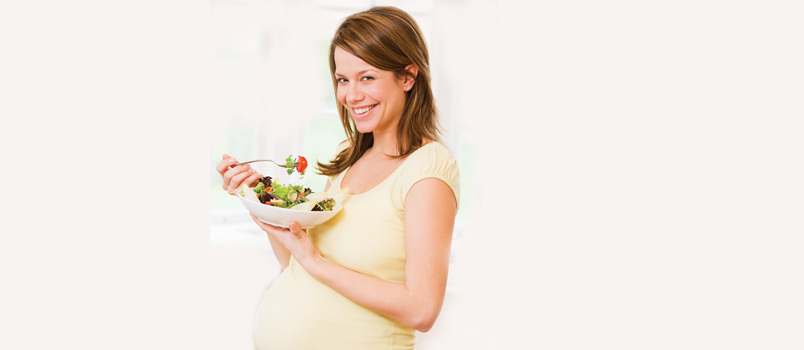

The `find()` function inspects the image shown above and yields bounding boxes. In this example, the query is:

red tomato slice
[296,156,308,173]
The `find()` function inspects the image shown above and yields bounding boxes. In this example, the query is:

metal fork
[231,159,291,168]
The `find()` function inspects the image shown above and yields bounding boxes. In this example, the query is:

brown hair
[316,6,441,176]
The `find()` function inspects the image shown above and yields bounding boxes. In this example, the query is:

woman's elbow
[414,320,435,333]
[410,310,440,333]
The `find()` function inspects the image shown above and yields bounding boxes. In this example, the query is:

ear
[403,64,418,91]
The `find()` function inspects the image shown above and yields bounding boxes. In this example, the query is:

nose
[345,83,364,105]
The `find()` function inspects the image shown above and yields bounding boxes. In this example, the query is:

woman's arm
[217,154,292,269]
[263,226,292,270]
[257,178,457,332]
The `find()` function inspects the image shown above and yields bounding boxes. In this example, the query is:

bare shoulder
[405,177,458,212]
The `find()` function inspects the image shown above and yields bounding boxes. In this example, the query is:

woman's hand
[250,215,322,267]
[216,154,263,195]
[218,154,292,269]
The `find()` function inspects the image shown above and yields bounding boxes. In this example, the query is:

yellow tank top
[253,142,460,350]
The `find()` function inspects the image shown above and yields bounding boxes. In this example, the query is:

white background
[2,0,802,349]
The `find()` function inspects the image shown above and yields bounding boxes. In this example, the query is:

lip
[351,104,377,119]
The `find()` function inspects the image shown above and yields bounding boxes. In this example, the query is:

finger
[228,170,263,194]
[244,171,264,188]
[226,168,256,194]
[250,214,271,231]
[250,214,288,235]
[216,156,239,175]
[250,214,268,229]
[221,165,250,191]
[250,215,278,237]
[288,221,304,238]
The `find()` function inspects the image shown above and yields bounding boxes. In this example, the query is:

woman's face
[334,47,410,135]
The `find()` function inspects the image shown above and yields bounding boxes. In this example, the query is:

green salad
[240,175,336,211]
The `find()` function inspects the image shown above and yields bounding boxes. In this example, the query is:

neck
[369,129,400,157]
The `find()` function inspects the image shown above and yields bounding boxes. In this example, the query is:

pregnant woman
[215,6,459,349]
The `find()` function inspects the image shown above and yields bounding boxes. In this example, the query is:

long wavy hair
[316,6,441,177]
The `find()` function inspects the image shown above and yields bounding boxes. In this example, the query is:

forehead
[334,47,378,75]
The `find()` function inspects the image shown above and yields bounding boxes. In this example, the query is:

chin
[353,121,377,134]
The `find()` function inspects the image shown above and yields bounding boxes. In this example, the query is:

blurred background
[209,0,498,348]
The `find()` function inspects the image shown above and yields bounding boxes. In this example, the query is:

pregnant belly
[253,262,414,350]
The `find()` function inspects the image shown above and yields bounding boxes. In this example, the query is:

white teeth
[354,105,375,114]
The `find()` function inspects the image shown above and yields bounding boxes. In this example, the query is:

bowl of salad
[237,175,348,229]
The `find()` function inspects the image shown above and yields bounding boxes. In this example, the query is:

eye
[361,76,375,81]
[336,78,347,84]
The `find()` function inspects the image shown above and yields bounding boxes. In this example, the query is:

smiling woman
[211,0,500,348]
[319,6,440,177]
[216,5,460,350]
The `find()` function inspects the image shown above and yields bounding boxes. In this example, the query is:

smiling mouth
[353,104,377,116]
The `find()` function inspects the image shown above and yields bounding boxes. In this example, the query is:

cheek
[386,90,405,108]
[336,88,346,103]
[363,85,387,103]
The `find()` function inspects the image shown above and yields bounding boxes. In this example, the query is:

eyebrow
[334,69,379,77]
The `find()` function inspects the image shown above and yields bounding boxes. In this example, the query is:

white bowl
[237,192,343,229]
